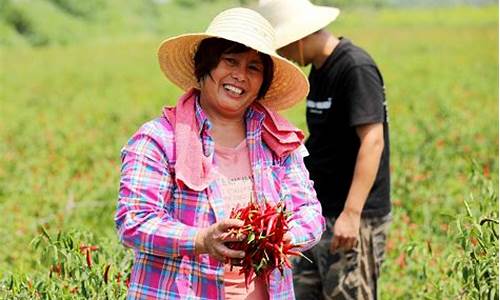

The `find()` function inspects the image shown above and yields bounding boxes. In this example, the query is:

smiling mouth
[223,84,244,96]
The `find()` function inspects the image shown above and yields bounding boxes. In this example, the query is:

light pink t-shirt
[215,140,268,300]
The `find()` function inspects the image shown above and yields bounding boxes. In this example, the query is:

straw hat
[255,0,340,49]
[157,7,309,111]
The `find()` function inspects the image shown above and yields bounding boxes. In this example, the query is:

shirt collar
[246,104,266,124]
[194,95,212,135]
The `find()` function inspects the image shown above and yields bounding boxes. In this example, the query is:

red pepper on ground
[85,249,92,269]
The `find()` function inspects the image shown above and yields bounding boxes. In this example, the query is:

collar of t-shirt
[214,140,254,217]
[314,37,351,74]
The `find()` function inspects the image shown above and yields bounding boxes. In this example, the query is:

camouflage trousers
[293,214,392,300]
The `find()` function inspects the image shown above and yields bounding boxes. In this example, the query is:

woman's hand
[195,219,246,262]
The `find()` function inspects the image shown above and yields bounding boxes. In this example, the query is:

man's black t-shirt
[304,38,391,218]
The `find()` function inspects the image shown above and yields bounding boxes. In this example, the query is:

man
[256,1,392,299]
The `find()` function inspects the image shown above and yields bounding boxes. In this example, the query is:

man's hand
[330,123,383,252]
[330,209,361,251]
[195,219,246,262]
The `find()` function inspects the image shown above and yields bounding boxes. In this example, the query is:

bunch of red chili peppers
[224,200,308,287]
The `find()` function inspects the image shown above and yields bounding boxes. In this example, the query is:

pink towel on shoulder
[253,102,305,158]
[162,88,304,191]
[162,89,217,191]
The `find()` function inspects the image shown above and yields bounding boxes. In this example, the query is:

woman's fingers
[210,243,244,262]
[228,257,244,266]
[218,244,245,259]
[217,218,244,231]
[203,219,248,261]
[218,219,246,241]
[221,234,246,242]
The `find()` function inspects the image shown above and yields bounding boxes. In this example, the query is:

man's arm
[331,123,384,251]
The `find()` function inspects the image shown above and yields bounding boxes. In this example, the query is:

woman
[115,8,325,300]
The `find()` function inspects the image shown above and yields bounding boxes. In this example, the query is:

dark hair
[194,37,274,100]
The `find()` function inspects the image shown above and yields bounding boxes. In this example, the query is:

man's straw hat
[157,7,309,111]
[256,0,340,49]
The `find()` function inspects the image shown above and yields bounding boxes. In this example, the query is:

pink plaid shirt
[116,97,325,299]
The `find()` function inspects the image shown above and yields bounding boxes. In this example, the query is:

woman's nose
[231,66,246,82]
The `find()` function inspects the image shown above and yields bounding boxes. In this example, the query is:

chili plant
[0,228,133,299]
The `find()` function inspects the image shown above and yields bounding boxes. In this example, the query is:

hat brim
[274,6,339,48]
[158,33,309,111]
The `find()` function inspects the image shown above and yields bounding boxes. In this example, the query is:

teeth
[224,84,243,95]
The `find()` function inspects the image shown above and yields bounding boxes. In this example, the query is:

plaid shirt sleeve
[115,122,199,257]
[282,148,326,251]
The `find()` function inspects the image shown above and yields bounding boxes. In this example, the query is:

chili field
[0,2,498,299]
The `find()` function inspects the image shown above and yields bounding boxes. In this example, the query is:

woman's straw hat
[157,7,309,111]
[255,0,340,49]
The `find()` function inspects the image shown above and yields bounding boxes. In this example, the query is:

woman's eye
[249,65,262,72]
[224,57,236,65]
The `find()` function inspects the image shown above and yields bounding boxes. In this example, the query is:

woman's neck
[198,94,248,148]
[210,118,246,148]
[202,108,246,148]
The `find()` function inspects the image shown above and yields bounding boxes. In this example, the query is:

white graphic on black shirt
[307,97,332,114]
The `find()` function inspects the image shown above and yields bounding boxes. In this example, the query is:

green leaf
[463,266,469,281]
[426,240,433,256]
[30,236,42,250]
[40,226,52,243]
[8,275,14,290]
[247,232,255,244]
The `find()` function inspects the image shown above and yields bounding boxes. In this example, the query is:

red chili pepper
[85,249,92,269]
[227,199,314,288]
[125,274,131,288]
[50,264,62,276]
[80,244,99,253]
[283,255,292,268]
[225,199,310,286]
[266,215,278,236]
[245,266,254,288]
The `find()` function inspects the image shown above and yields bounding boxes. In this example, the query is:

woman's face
[200,49,265,119]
